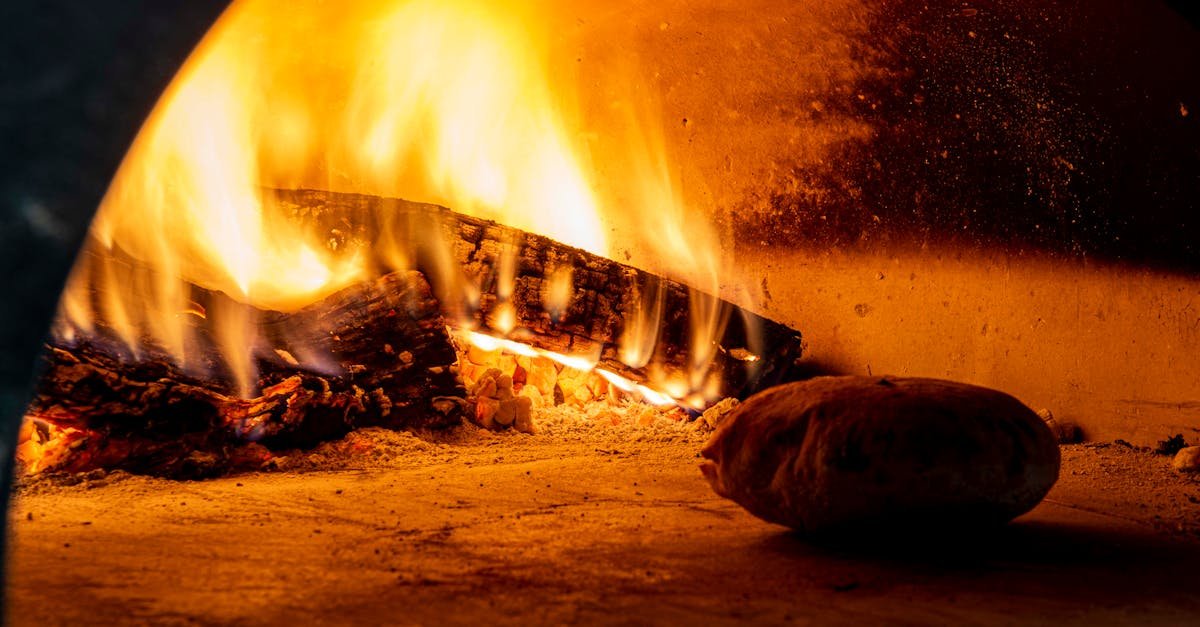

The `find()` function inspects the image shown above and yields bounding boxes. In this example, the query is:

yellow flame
[59,0,607,393]
[544,267,574,323]
[618,276,665,369]
[57,0,735,403]
[489,302,518,336]
[463,331,597,373]
[343,2,605,253]
[463,331,678,407]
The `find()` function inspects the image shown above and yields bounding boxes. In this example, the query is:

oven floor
[7,426,1200,625]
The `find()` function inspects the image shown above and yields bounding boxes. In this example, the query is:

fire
[543,267,574,324]
[16,420,81,476]
[53,0,737,406]
[458,330,677,407]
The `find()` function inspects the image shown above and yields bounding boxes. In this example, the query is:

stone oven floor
[6,418,1200,625]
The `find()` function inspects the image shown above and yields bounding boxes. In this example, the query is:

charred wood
[271,188,804,400]
[24,270,464,477]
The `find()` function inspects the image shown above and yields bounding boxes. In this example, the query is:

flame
[619,276,665,369]
[544,267,574,323]
[463,331,597,373]
[56,0,736,404]
[461,331,676,407]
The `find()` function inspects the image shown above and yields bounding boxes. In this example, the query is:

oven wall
[738,250,1200,444]
[564,0,1199,444]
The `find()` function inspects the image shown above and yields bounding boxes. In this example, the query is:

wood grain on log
[270,189,804,401]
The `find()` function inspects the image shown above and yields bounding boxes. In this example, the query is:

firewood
[270,189,804,401]
[24,189,804,474]
[24,270,464,476]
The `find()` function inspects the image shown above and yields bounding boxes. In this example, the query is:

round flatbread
[700,376,1060,534]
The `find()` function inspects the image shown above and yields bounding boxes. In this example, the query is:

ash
[275,402,707,474]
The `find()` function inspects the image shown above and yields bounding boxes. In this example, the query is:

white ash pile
[530,401,693,442]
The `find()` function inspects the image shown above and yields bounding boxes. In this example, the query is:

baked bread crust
[700,376,1060,534]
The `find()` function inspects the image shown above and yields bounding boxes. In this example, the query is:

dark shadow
[718,517,1200,614]
[0,0,231,604]
[750,515,1200,591]
[783,357,852,381]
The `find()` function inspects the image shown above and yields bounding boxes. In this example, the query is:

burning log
[23,270,464,477]
[271,189,804,404]
[23,189,804,476]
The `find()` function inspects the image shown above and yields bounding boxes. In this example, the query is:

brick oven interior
[2,0,1199,624]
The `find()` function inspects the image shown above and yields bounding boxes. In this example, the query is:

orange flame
[461,331,676,407]
[57,0,736,404]
[543,267,574,324]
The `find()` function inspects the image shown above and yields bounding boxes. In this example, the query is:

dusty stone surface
[701,377,1060,533]
[7,421,1200,625]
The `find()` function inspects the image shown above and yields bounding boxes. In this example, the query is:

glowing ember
[456,330,679,408]
[16,420,81,475]
[453,328,695,434]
